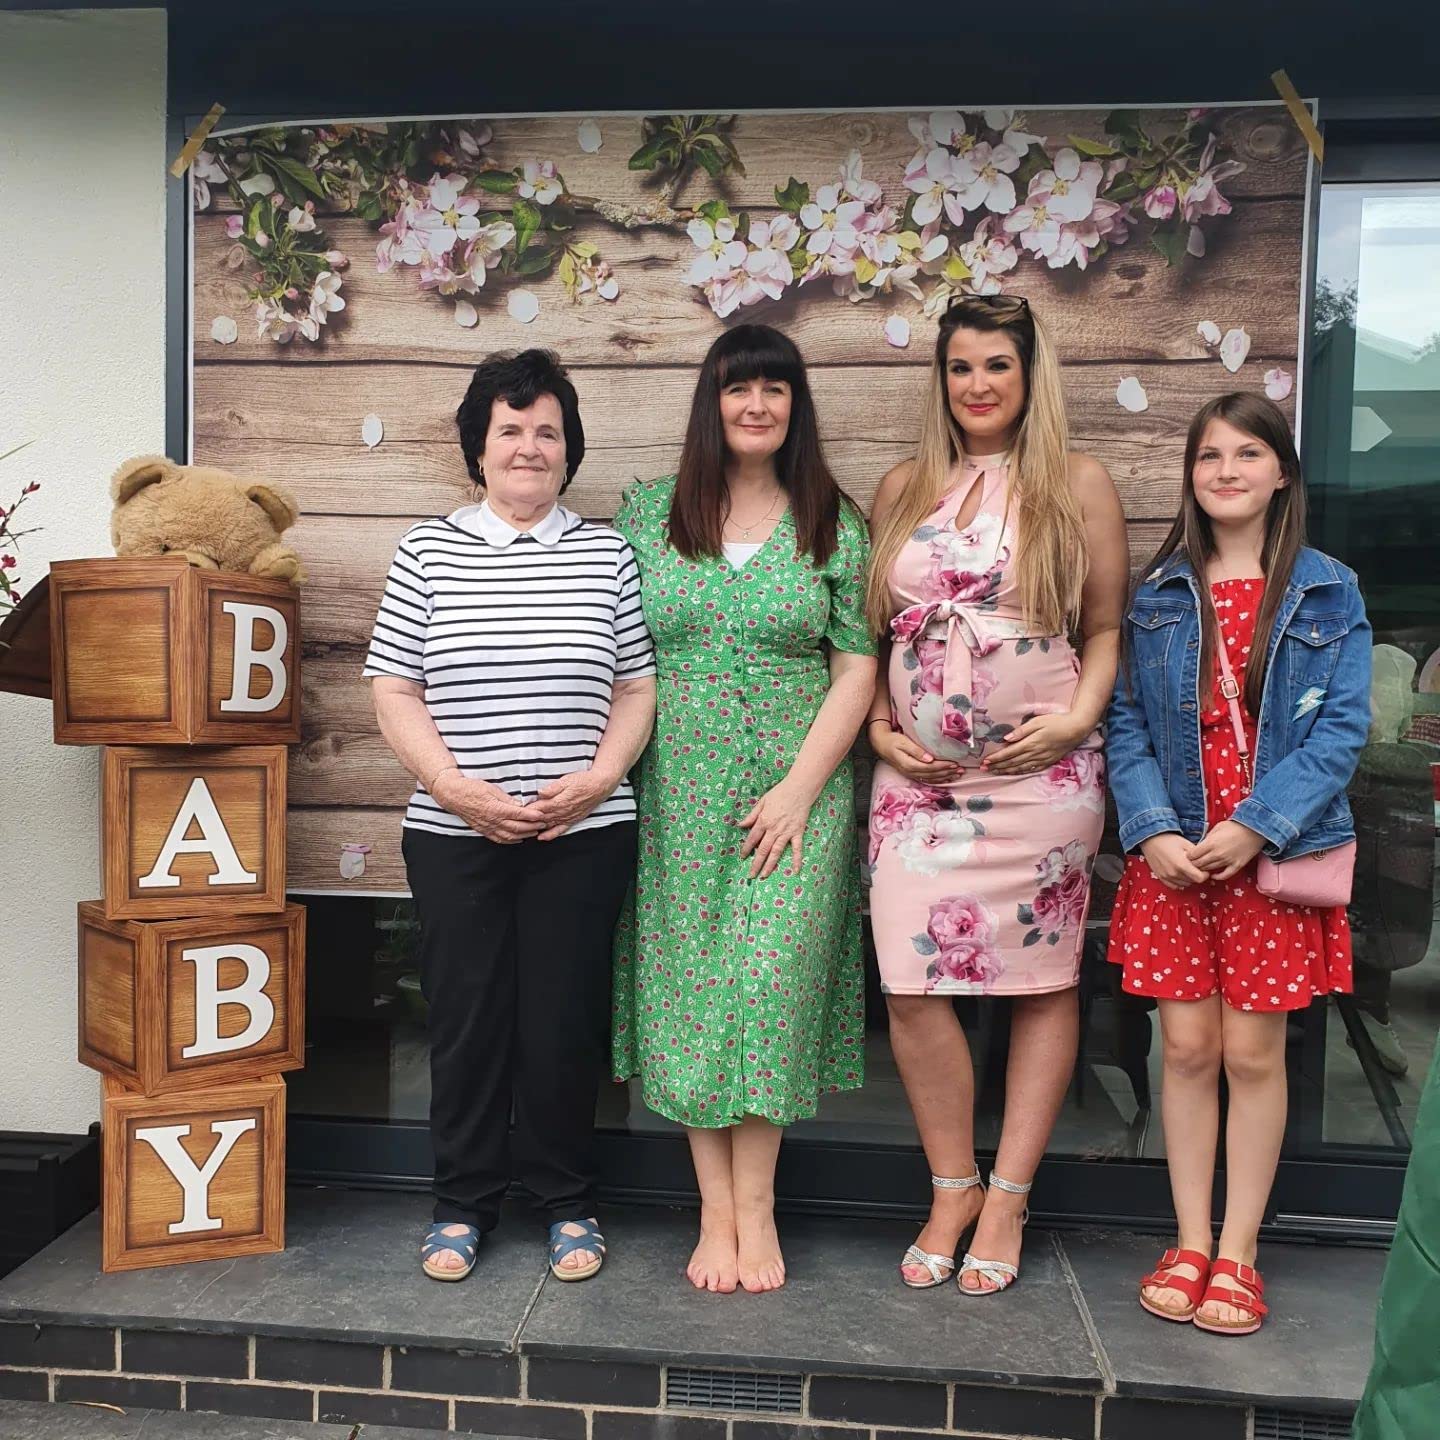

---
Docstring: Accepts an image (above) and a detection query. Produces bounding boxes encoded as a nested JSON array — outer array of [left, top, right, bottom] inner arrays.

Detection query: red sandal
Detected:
[[1192, 1258, 1268, 1336], [1138, 1247, 1212, 1322]]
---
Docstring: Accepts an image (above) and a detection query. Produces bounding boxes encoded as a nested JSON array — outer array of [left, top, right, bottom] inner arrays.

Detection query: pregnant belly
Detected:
[[889, 636, 1090, 763]]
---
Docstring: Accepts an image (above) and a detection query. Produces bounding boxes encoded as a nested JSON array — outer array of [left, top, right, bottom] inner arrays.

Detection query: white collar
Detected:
[[449, 499, 573, 548]]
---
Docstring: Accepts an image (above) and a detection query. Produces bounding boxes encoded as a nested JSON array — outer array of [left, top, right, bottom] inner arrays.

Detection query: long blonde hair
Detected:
[[866, 297, 1086, 636]]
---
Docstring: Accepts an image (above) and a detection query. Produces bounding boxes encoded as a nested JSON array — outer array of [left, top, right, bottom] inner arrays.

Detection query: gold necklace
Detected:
[[724, 489, 782, 540]]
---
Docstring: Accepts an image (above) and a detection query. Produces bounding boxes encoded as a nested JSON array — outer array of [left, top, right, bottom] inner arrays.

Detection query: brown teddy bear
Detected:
[[110, 456, 304, 583]]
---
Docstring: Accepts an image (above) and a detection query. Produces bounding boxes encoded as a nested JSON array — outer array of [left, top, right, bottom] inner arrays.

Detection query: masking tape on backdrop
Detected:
[[169, 103, 227, 179], [1269, 70, 1324, 164]]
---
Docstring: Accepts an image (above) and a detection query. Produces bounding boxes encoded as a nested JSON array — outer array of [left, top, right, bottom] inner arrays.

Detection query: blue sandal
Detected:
[[421, 1223, 480, 1282], [548, 1218, 605, 1282]]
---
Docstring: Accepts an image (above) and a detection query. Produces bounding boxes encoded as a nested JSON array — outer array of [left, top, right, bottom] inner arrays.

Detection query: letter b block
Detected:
[[79, 902, 305, 1094], [101, 1074, 285, 1272], [50, 558, 300, 745], [102, 746, 287, 919]]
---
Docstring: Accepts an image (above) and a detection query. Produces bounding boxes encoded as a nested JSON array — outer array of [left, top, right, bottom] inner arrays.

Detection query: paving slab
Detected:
[[1059, 1229, 1385, 1411], [520, 1205, 1105, 1388], [0, 1189, 547, 1354]]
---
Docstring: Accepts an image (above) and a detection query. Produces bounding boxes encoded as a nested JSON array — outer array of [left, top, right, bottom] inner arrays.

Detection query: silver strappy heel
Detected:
[[957, 1172, 1032, 1295], [900, 1171, 983, 1289]]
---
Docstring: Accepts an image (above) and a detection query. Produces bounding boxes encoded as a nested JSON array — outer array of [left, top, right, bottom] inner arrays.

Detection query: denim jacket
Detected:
[[1107, 547, 1371, 859]]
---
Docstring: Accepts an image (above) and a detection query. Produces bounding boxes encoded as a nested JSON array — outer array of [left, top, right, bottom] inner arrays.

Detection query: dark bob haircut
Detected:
[[455, 349, 585, 491]]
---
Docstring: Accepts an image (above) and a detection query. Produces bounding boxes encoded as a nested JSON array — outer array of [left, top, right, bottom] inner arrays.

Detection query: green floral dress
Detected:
[[612, 476, 877, 1128]]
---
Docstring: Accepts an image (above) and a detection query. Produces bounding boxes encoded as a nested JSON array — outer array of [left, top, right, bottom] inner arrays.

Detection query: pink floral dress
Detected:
[[869, 455, 1105, 995]]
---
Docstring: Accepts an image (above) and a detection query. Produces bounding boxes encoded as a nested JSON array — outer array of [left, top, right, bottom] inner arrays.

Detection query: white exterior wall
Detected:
[[0, 9, 168, 1133]]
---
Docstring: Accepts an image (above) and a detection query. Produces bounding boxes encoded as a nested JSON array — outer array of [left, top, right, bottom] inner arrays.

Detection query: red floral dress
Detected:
[[1109, 579, 1353, 1011]]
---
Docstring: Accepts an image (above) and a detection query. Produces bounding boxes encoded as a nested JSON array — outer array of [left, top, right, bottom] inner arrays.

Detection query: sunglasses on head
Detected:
[[944, 293, 1030, 320]]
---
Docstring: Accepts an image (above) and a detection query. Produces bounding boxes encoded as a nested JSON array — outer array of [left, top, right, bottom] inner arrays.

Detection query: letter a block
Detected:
[[50, 558, 300, 746], [101, 1074, 285, 1272], [78, 902, 305, 1095], [102, 746, 287, 920]]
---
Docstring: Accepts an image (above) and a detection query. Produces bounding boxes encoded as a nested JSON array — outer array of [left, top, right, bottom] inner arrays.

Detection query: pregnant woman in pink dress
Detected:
[[865, 296, 1128, 1294]]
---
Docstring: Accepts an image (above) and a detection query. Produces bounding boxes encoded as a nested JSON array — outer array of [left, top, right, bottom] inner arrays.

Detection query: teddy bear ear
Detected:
[[111, 455, 176, 504], [245, 482, 299, 532]]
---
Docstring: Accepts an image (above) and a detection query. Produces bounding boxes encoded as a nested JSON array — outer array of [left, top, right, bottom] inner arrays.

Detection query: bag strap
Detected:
[[1213, 627, 1253, 793]]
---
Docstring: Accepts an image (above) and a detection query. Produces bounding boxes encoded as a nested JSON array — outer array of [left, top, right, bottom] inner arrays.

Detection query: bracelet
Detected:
[[866, 718, 896, 733], [426, 763, 460, 793]]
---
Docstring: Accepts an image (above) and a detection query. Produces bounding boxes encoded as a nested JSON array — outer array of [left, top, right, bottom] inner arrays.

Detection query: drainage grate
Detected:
[[1253, 1408, 1355, 1440], [665, 1367, 804, 1414]]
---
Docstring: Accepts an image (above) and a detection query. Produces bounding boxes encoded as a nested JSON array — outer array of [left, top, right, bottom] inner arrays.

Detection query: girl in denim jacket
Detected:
[[1107, 393, 1370, 1336]]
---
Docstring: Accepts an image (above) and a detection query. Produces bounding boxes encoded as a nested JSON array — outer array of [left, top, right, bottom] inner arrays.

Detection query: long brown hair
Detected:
[[1143, 392, 1308, 715], [865, 295, 1085, 636], [669, 324, 847, 566]]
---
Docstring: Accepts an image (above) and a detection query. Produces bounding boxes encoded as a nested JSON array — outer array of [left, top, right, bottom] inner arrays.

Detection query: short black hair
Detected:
[[454, 349, 585, 491]]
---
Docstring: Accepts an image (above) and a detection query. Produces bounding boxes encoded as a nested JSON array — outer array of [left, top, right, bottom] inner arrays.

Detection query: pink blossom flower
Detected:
[[890, 604, 932, 644], [868, 783, 943, 862], [518, 159, 563, 205], [895, 809, 982, 875], [685, 217, 746, 284], [308, 271, 345, 326], [1027, 149, 1103, 223], [1181, 136, 1244, 223], [324, 249, 349, 269], [927, 937, 1004, 991], [414, 173, 480, 259], [224, 215, 244, 239], [940, 701, 972, 746], [912, 638, 946, 703], [375, 200, 426, 272], [800, 182, 866, 256], [1039, 750, 1105, 811], [1032, 866, 1089, 933], [981, 109, 1044, 157], [191, 149, 228, 211], [1264, 367, 1294, 401], [928, 894, 999, 951], [255, 298, 298, 344], [1036, 839, 1091, 886], [944, 141, 1021, 219], [906, 148, 963, 227], [958, 216, 1019, 294], [464, 220, 516, 289], [840, 149, 883, 206], [1143, 184, 1178, 220]]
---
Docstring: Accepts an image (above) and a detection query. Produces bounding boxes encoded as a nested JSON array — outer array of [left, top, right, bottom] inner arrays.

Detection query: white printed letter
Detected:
[[182, 944, 274, 1058], [136, 777, 258, 889], [133, 1118, 257, 1234], [220, 602, 288, 713]]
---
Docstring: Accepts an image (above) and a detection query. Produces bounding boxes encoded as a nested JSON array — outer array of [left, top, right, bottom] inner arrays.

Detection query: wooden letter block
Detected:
[[102, 746, 287, 920], [101, 1074, 285, 1272], [50, 558, 300, 746], [78, 902, 305, 1094]]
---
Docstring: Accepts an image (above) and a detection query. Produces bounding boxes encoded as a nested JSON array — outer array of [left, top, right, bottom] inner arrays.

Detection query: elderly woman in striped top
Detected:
[[366, 348, 656, 1284]]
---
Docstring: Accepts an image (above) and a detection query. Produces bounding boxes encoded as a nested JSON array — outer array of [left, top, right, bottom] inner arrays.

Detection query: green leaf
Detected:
[[1105, 109, 1149, 147], [853, 254, 878, 285], [697, 199, 732, 226], [476, 171, 519, 194], [942, 254, 973, 283], [570, 241, 598, 259], [628, 136, 670, 171], [694, 144, 726, 178], [245, 198, 265, 241], [1017, 904, 1034, 925], [1150, 228, 1187, 267], [774, 178, 810, 214], [1022, 929, 1041, 948], [1067, 134, 1120, 157], [1105, 174, 1141, 202], [271, 154, 326, 200], [558, 252, 577, 292], [511, 248, 555, 277], [512, 197, 542, 254]]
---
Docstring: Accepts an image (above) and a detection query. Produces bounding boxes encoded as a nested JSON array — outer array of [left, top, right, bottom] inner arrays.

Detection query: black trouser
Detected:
[[402, 822, 635, 1231]]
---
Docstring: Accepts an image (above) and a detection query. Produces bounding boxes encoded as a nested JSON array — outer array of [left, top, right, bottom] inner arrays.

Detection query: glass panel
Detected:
[[1302, 179, 1440, 1157]]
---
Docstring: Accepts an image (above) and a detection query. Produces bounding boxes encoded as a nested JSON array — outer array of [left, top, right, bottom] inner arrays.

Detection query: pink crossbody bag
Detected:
[[1214, 633, 1355, 908]]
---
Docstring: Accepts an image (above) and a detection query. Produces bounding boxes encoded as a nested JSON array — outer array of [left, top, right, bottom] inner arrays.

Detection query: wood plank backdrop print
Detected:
[[190, 106, 1310, 892]]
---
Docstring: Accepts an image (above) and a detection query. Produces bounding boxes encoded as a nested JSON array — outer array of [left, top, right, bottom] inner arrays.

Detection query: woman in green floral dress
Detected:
[[613, 325, 877, 1295]]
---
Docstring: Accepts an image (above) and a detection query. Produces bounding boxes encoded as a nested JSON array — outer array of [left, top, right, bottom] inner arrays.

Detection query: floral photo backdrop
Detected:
[[189, 104, 1309, 894], [195, 107, 1253, 350]]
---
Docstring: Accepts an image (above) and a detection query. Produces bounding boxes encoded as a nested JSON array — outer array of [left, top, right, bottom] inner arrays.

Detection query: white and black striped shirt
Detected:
[[363, 501, 655, 837]]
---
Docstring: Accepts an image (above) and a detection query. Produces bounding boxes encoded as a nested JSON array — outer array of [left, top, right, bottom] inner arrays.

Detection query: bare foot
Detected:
[[687, 1218, 739, 1293], [736, 1203, 785, 1293], [1141, 1248, 1210, 1318], [901, 1185, 984, 1286], [424, 1223, 476, 1273], [958, 1188, 1027, 1293]]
